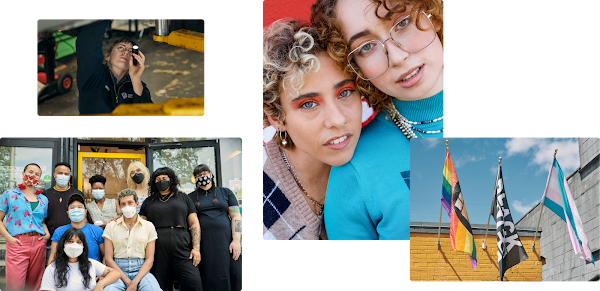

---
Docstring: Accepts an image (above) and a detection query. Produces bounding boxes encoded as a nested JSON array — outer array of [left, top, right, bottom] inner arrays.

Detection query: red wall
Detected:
[[263, 0, 316, 27]]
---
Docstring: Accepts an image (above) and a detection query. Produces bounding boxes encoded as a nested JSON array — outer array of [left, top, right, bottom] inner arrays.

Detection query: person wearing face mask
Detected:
[[139, 167, 202, 291], [41, 227, 120, 291], [126, 161, 150, 213], [103, 189, 162, 291], [188, 164, 242, 291], [0, 163, 50, 290], [42, 162, 85, 262], [86, 174, 120, 229], [49, 194, 105, 264]]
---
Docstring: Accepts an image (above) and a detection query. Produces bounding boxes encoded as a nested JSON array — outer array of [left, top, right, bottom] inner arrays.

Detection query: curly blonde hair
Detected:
[[311, 0, 443, 118], [263, 19, 327, 149]]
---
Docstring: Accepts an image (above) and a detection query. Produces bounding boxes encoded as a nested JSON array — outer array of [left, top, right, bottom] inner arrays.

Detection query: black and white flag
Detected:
[[492, 165, 529, 280]]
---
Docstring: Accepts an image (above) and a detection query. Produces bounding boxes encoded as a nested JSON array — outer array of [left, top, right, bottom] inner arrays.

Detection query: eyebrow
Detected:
[[348, 30, 372, 49], [348, 4, 407, 47], [290, 79, 354, 103]]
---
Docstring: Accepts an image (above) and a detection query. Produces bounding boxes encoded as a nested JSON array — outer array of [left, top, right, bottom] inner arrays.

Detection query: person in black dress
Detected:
[[188, 164, 242, 291], [139, 167, 202, 291]]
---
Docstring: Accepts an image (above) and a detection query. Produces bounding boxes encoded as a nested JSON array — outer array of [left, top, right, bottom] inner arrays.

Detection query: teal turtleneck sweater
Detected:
[[324, 91, 443, 240]]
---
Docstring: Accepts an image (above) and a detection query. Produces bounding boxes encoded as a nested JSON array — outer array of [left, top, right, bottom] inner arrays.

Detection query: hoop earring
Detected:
[[279, 130, 288, 146]]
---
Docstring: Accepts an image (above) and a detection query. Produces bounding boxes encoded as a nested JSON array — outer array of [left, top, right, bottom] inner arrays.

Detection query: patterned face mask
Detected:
[[196, 175, 211, 187], [23, 173, 40, 187]]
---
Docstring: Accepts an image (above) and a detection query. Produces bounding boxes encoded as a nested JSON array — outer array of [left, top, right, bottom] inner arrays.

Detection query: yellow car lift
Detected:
[[87, 20, 205, 116], [153, 30, 204, 52], [90, 97, 204, 116]]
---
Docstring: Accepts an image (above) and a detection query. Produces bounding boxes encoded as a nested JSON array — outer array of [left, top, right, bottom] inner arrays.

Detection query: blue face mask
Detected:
[[56, 174, 70, 187], [92, 189, 105, 200], [69, 208, 86, 222]]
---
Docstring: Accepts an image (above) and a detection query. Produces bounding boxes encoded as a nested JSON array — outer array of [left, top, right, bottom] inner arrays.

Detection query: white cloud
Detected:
[[511, 199, 540, 216], [504, 138, 579, 174], [421, 138, 442, 150], [454, 155, 485, 168]]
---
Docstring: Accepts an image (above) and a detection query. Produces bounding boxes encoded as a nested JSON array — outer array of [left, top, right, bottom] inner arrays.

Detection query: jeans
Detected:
[[104, 258, 162, 291]]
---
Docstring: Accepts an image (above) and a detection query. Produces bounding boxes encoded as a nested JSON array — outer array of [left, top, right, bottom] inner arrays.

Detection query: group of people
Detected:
[[1, 161, 242, 291]]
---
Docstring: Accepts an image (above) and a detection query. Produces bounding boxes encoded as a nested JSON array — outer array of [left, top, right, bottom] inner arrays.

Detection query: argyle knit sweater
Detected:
[[263, 141, 327, 240]]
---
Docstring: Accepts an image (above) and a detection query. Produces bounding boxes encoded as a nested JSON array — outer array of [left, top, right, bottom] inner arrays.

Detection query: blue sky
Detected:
[[410, 138, 580, 224]]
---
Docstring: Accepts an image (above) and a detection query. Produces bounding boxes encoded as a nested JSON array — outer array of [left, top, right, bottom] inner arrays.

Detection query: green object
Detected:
[[52, 31, 77, 60], [43, 175, 52, 183], [30, 201, 39, 210]]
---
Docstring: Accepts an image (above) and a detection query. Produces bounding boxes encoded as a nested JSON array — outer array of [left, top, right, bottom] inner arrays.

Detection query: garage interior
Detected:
[[37, 20, 204, 116]]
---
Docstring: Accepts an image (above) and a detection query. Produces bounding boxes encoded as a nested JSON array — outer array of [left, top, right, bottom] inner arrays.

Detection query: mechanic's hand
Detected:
[[129, 50, 146, 80]]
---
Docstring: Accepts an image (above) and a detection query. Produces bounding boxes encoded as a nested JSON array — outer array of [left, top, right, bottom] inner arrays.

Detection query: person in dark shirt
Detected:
[[76, 20, 152, 115], [42, 162, 84, 264], [139, 167, 202, 291], [188, 164, 242, 291]]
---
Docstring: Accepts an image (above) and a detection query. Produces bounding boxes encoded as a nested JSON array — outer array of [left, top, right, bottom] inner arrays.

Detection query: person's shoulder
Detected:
[[349, 115, 408, 164], [54, 224, 71, 235], [89, 258, 105, 268], [87, 223, 104, 233]]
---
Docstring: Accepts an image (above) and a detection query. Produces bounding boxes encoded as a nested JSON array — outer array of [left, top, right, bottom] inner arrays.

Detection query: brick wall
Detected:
[[410, 224, 542, 281]]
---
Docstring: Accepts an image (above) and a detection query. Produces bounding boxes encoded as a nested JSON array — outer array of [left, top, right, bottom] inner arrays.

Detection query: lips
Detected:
[[325, 134, 352, 150], [396, 65, 424, 88]]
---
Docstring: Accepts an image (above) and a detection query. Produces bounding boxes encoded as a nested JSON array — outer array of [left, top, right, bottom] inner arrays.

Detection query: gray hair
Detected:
[[118, 189, 138, 204]]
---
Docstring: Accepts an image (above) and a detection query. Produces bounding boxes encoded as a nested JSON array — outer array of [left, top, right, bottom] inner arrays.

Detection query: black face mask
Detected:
[[156, 180, 170, 192], [132, 173, 144, 184], [196, 175, 211, 187]]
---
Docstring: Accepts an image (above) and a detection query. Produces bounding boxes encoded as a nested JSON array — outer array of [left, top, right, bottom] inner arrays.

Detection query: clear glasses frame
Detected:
[[115, 46, 133, 55], [346, 11, 436, 81]]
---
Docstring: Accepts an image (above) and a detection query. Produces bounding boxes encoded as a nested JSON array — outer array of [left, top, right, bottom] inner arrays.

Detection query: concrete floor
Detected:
[[38, 31, 204, 116]]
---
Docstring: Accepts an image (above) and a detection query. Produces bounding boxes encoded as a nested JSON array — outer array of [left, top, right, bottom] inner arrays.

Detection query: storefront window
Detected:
[[0, 146, 53, 194], [219, 139, 242, 202], [81, 154, 144, 199], [153, 147, 216, 194]]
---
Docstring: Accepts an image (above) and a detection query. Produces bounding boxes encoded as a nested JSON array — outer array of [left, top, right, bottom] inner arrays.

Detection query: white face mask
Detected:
[[64, 242, 84, 258], [121, 206, 137, 219]]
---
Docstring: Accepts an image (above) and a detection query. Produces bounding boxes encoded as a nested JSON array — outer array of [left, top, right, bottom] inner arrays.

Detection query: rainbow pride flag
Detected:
[[441, 150, 477, 270]]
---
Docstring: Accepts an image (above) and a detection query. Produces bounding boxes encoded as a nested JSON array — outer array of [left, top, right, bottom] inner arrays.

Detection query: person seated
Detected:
[[41, 227, 119, 290], [103, 189, 162, 291], [49, 194, 105, 263]]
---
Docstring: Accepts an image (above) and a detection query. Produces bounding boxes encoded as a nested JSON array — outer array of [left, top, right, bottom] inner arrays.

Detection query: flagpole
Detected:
[[532, 148, 557, 251], [483, 157, 502, 250], [437, 140, 449, 250]]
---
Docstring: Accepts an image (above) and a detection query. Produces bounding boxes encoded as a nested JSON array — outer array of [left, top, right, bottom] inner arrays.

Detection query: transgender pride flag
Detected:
[[541, 158, 594, 264]]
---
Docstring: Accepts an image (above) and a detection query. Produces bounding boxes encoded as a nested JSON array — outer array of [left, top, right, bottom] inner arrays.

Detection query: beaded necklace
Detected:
[[391, 104, 443, 139]]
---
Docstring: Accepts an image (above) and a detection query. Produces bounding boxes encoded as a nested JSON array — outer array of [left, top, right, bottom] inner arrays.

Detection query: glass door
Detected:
[[148, 139, 220, 194]]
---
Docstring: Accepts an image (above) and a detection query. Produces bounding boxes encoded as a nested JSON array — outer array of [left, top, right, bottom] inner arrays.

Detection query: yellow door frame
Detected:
[[77, 152, 146, 192]]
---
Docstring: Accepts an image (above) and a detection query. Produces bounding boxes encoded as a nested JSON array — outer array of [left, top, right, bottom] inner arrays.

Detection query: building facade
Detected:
[[515, 138, 599, 281]]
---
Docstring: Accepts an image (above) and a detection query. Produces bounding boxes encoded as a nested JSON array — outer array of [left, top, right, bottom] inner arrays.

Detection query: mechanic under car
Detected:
[[77, 19, 153, 114]]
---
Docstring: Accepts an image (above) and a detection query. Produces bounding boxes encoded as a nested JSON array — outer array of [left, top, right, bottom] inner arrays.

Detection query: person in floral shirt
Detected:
[[0, 163, 51, 290]]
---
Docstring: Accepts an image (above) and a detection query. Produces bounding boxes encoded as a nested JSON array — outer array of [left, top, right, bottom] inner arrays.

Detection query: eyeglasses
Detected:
[[347, 11, 436, 81], [115, 46, 133, 55]]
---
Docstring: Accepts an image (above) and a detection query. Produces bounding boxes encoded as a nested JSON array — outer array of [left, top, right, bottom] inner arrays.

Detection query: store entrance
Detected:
[[76, 138, 223, 199], [77, 151, 146, 200]]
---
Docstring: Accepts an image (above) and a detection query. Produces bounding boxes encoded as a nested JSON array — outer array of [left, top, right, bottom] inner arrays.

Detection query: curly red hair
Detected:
[[311, 0, 443, 117]]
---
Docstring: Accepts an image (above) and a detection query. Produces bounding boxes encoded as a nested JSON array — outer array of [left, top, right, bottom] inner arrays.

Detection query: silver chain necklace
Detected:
[[280, 148, 325, 217]]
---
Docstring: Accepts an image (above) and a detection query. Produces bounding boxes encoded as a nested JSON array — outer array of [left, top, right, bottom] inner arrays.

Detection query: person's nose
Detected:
[[323, 101, 348, 129], [383, 38, 410, 67]]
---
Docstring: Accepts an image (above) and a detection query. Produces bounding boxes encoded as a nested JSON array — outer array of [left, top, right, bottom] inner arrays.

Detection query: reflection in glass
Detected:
[[153, 147, 216, 194], [0, 146, 53, 194], [80, 157, 142, 199]]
